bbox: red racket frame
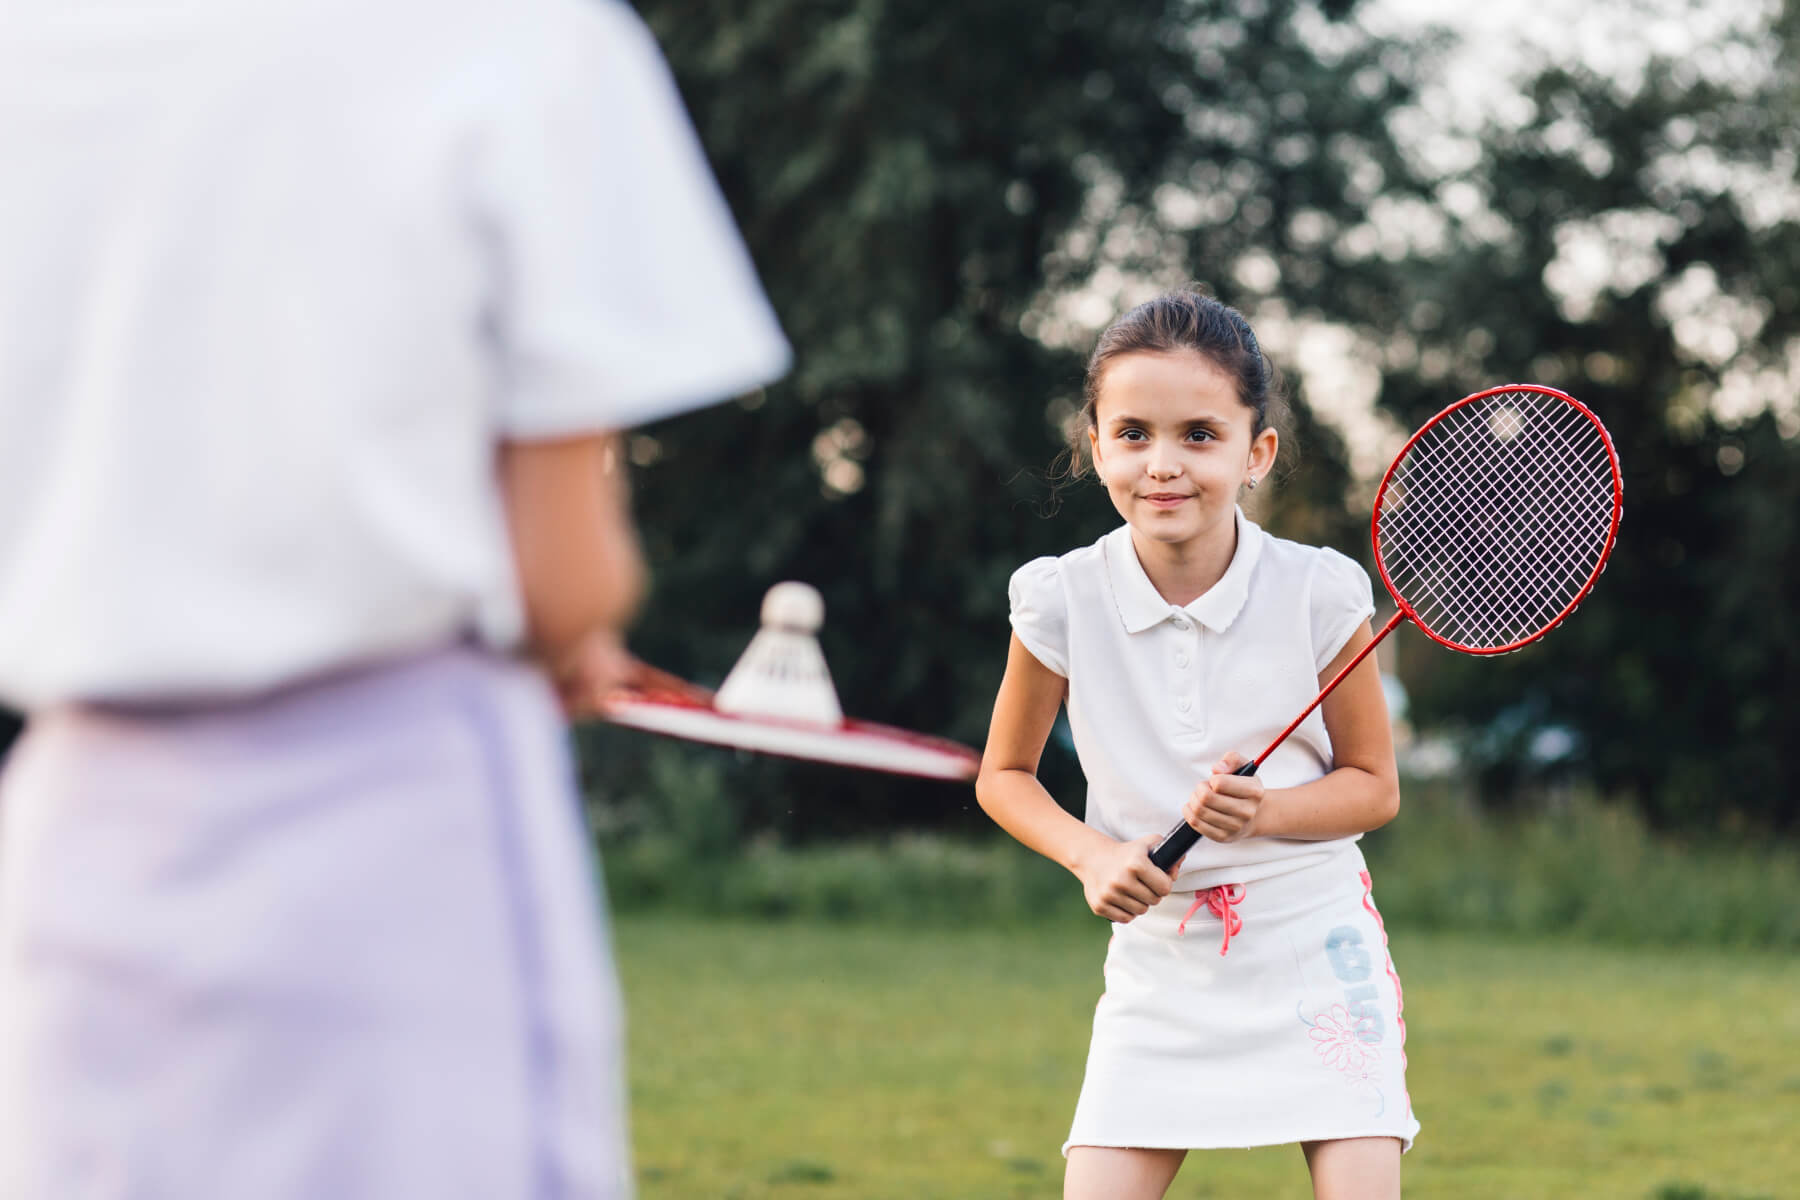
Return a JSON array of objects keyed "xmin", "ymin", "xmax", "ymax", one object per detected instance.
[
  {"xmin": 1371, "ymin": 384, "xmax": 1624, "ymax": 656},
  {"xmin": 1148, "ymin": 384, "xmax": 1623, "ymax": 872}
]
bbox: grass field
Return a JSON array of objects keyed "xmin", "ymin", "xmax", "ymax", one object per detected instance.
[{"xmin": 615, "ymin": 915, "xmax": 1800, "ymax": 1199}]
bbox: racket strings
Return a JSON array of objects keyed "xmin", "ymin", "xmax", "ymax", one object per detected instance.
[
  {"xmin": 1389, "ymin": 422, "xmax": 1609, "ymax": 644},
  {"xmin": 1388, "ymin": 399, "xmax": 1613, "ymax": 644},
  {"xmin": 1378, "ymin": 390, "xmax": 1616, "ymax": 650},
  {"xmin": 1395, "ymin": 425, "xmax": 1605, "ymax": 633}
]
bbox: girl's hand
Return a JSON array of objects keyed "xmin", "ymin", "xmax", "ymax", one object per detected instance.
[
  {"xmin": 1074, "ymin": 834, "xmax": 1177, "ymax": 923},
  {"xmin": 1183, "ymin": 752, "xmax": 1265, "ymax": 843}
]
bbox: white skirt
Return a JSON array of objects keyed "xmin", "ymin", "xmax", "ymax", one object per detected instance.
[
  {"xmin": 0, "ymin": 647, "xmax": 630, "ymax": 1199},
  {"xmin": 1066, "ymin": 846, "xmax": 1419, "ymax": 1154}
]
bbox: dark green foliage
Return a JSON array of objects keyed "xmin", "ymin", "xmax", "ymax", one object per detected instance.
[
  {"xmin": 607, "ymin": 0, "xmax": 1423, "ymax": 835},
  {"xmin": 1373, "ymin": 15, "xmax": 1800, "ymax": 829},
  {"xmin": 7, "ymin": 6, "xmax": 1796, "ymax": 845},
  {"xmin": 599, "ymin": 779, "xmax": 1800, "ymax": 948}
]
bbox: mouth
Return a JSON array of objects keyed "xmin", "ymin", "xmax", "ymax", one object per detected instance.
[{"xmin": 1141, "ymin": 492, "xmax": 1194, "ymax": 509}]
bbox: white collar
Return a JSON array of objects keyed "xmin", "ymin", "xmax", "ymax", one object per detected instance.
[{"xmin": 1104, "ymin": 506, "xmax": 1265, "ymax": 635}]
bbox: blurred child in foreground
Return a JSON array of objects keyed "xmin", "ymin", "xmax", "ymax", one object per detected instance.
[{"xmin": 0, "ymin": 1, "xmax": 786, "ymax": 1195}]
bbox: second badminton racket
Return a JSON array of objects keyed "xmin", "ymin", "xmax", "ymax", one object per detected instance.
[{"xmin": 1148, "ymin": 384, "xmax": 1623, "ymax": 872}]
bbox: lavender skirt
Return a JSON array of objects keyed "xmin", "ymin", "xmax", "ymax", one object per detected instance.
[{"xmin": 0, "ymin": 648, "xmax": 628, "ymax": 1199}]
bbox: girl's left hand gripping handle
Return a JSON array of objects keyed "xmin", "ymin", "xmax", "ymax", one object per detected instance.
[{"xmin": 1147, "ymin": 759, "xmax": 1260, "ymax": 872}]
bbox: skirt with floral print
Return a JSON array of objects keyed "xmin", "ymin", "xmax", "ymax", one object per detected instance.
[{"xmin": 1064, "ymin": 844, "xmax": 1419, "ymax": 1154}]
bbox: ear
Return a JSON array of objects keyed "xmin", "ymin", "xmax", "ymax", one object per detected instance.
[
  {"xmin": 1246, "ymin": 427, "xmax": 1278, "ymax": 485},
  {"xmin": 1087, "ymin": 425, "xmax": 1104, "ymax": 482}
]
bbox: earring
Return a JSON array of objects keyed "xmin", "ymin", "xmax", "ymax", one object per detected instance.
[{"xmin": 1246, "ymin": 476, "xmax": 1259, "ymax": 491}]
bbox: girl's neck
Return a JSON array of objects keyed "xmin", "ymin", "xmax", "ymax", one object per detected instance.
[{"xmin": 1129, "ymin": 516, "xmax": 1238, "ymax": 609}]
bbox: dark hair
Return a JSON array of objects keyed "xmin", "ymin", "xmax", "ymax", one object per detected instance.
[{"xmin": 1062, "ymin": 288, "xmax": 1287, "ymax": 478}]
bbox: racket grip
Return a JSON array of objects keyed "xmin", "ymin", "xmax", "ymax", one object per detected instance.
[{"xmin": 1148, "ymin": 759, "xmax": 1260, "ymax": 873}]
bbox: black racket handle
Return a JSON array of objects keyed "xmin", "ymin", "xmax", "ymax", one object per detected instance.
[{"xmin": 1148, "ymin": 759, "xmax": 1260, "ymax": 872}]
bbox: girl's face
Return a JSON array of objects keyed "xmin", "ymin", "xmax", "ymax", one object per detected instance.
[{"xmin": 1087, "ymin": 349, "xmax": 1278, "ymax": 554}]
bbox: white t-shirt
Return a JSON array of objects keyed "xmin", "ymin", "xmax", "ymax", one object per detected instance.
[
  {"xmin": 0, "ymin": 0, "xmax": 789, "ymax": 709},
  {"xmin": 1009, "ymin": 508, "xmax": 1376, "ymax": 889}
]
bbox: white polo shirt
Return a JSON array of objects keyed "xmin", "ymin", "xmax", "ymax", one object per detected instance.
[
  {"xmin": 0, "ymin": 0, "xmax": 789, "ymax": 709},
  {"xmin": 1009, "ymin": 509, "xmax": 1376, "ymax": 889}
]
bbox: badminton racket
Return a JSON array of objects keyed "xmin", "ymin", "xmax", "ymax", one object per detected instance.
[
  {"xmin": 602, "ymin": 665, "xmax": 980, "ymax": 780},
  {"xmin": 1149, "ymin": 384, "xmax": 1623, "ymax": 871},
  {"xmin": 600, "ymin": 583, "xmax": 981, "ymax": 781}
]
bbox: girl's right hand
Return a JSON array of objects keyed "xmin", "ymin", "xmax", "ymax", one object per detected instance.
[{"xmin": 1075, "ymin": 834, "xmax": 1178, "ymax": 924}]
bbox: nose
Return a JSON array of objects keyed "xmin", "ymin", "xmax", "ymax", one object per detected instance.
[{"xmin": 1147, "ymin": 448, "xmax": 1182, "ymax": 481}]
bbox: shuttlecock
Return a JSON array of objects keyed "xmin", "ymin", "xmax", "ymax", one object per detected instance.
[{"xmin": 714, "ymin": 582, "xmax": 844, "ymax": 725}]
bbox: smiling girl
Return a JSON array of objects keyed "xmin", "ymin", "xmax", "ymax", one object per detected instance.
[{"xmin": 976, "ymin": 291, "xmax": 1417, "ymax": 1200}]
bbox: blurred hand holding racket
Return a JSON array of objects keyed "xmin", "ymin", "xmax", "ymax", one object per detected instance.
[
  {"xmin": 592, "ymin": 582, "xmax": 980, "ymax": 781},
  {"xmin": 1151, "ymin": 384, "xmax": 1624, "ymax": 870}
]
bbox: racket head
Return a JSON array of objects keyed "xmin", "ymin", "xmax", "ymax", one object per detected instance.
[
  {"xmin": 600, "ymin": 672, "xmax": 980, "ymax": 782},
  {"xmin": 1371, "ymin": 384, "xmax": 1623, "ymax": 655}
]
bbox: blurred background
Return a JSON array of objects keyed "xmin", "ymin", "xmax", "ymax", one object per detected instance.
[
  {"xmin": 598, "ymin": 1, "xmax": 1800, "ymax": 1194},
  {"xmin": 581, "ymin": 0, "xmax": 1800, "ymax": 845},
  {"xmin": 5, "ymin": 0, "xmax": 1796, "ymax": 1195}
]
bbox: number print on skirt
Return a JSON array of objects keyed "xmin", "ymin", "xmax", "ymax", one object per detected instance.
[{"xmin": 1295, "ymin": 874, "xmax": 1410, "ymax": 1120}]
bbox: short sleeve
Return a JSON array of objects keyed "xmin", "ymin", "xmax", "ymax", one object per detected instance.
[
  {"xmin": 1008, "ymin": 558, "xmax": 1069, "ymax": 678},
  {"xmin": 1309, "ymin": 548, "xmax": 1377, "ymax": 672},
  {"xmin": 479, "ymin": 1, "xmax": 791, "ymax": 438}
]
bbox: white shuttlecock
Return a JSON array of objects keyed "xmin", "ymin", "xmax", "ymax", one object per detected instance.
[{"xmin": 714, "ymin": 581, "xmax": 844, "ymax": 726}]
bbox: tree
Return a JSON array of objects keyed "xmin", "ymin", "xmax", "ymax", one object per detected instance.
[
  {"xmin": 598, "ymin": 0, "xmax": 1434, "ymax": 838},
  {"xmin": 1369, "ymin": 3, "xmax": 1800, "ymax": 828}
]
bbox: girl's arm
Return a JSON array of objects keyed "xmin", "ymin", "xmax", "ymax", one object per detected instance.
[
  {"xmin": 1182, "ymin": 620, "xmax": 1401, "ymax": 841},
  {"xmin": 497, "ymin": 433, "xmax": 645, "ymax": 713},
  {"xmin": 977, "ymin": 634, "xmax": 1177, "ymax": 922}
]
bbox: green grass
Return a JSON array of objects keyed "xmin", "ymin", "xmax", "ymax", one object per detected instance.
[{"xmin": 615, "ymin": 916, "xmax": 1800, "ymax": 1200}]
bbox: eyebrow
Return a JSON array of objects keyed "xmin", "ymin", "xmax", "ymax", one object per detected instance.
[{"xmin": 1105, "ymin": 413, "xmax": 1231, "ymax": 431}]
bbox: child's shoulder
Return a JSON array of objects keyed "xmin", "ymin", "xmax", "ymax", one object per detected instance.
[
  {"xmin": 1254, "ymin": 526, "xmax": 1373, "ymax": 601},
  {"xmin": 1253, "ymin": 528, "xmax": 1378, "ymax": 668},
  {"xmin": 1007, "ymin": 531, "xmax": 1122, "ymax": 677},
  {"xmin": 1257, "ymin": 527, "xmax": 1363, "ymax": 573},
  {"xmin": 1009, "ymin": 527, "xmax": 1117, "ymax": 591},
  {"xmin": 1007, "ymin": 528, "xmax": 1123, "ymax": 623}
]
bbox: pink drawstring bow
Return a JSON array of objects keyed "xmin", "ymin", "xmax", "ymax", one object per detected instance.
[{"xmin": 1177, "ymin": 883, "xmax": 1246, "ymax": 956}]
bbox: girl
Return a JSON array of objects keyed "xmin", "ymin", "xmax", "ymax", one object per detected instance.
[
  {"xmin": 976, "ymin": 291, "xmax": 1416, "ymax": 1200},
  {"xmin": 0, "ymin": 1, "xmax": 786, "ymax": 1196}
]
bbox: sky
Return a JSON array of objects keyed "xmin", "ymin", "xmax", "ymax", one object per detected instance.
[{"xmin": 1364, "ymin": 0, "xmax": 1764, "ymax": 82}]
